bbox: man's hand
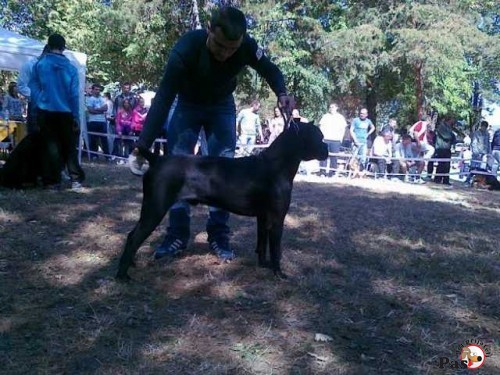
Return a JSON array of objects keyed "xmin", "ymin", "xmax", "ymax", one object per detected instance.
[
  {"xmin": 277, "ymin": 94, "xmax": 295, "ymax": 119},
  {"xmin": 128, "ymin": 147, "xmax": 148, "ymax": 176}
]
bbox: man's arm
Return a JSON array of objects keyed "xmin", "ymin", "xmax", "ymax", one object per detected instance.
[
  {"xmin": 367, "ymin": 121, "xmax": 375, "ymax": 137},
  {"xmin": 17, "ymin": 59, "xmax": 34, "ymax": 99},
  {"xmin": 136, "ymin": 51, "xmax": 185, "ymax": 149},
  {"xmin": 350, "ymin": 119, "xmax": 358, "ymax": 145},
  {"xmin": 69, "ymin": 69, "xmax": 80, "ymax": 122}
]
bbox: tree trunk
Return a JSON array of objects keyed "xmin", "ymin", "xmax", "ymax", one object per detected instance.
[
  {"xmin": 366, "ymin": 78, "xmax": 377, "ymax": 127},
  {"xmin": 191, "ymin": 0, "xmax": 201, "ymax": 30},
  {"xmin": 415, "ymin": 61, "xmax": 425, "ymax": 120}
]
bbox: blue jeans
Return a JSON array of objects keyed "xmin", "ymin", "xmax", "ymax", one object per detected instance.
[
  {"xmin": 353, "ymin": 142, "xmax": 368, "ymax": 169},
  {"xmin": 165, "ymin": 96, "xmax": 236, "ymax": 244}
]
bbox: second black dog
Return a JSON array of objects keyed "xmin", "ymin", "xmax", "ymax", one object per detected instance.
[{"xmin": 116, "ymin": 121, "xmax": 328, "ymax": 281}]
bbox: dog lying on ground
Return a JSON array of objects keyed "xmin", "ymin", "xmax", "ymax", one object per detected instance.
[
  {"xmin": 469, "ymin": 169, "xmax": 500, "ymax": 191},
  {"xmin": 0, "ymin": 133, "xmax": 43, "ymax": 189},
  {"xmin": 116, "ymin": 121, "xmax": 329, "ymax": 281},
  {"xmin": 347, "ymin": 156, "xmax": 365, "ymax": 179}
]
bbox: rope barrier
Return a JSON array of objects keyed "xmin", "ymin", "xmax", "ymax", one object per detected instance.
[{"xmin": 81, "ymin": 130, "xmax": 499, "ymax": 178}]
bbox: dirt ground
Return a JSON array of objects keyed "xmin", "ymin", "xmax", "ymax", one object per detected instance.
[{"xmin": 0, "ymin": 162, "xmax": 499, "ymax": 375}]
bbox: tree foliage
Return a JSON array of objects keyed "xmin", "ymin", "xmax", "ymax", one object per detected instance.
[{"xmin": 1, "ymin": 0, "xmax": 498, "ymax": 124}]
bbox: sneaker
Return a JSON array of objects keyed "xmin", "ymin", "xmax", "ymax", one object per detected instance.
[
  {"xmin": 416, "ymin": 178, "xmax": 426, "ymax": 184},
  {"xmin": 117, "ymin": 159, "xmax": 126, "ymax": 165},
  {"xmin": 128, "ymin": 150, "xmax": 148, "ymax": 176},
  {"xmin": 154, "ymin": 237, "xmax": 187, "ymax": 259},
  {"xmin": 71, "ymin": 181, "xmax": 84, "ymax": 192},
  {"xmin": 209, "ymin": 239, "xmax": 235, "ymax": 262},
  {"xmin": 61, "ymin": 170, "xmax": 71, "ymax": 181}
]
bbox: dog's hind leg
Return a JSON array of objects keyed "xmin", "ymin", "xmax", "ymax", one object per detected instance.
[
  {"xmin": 116, "ymin": 187, "xmax": 177, "ymax": 281},
  {"xmin": 256, "ymin": 215, "xmax": 269, "ymax": 268}
]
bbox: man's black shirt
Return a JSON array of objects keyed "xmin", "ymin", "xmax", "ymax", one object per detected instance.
[{"xmin": 138, "ymin": 29, "xmax": 286, "ymax": 148}]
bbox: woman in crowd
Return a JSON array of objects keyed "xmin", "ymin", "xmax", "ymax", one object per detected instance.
[
  {"xmin": 115, "ymin": 98, "xmax": 134, "ymax": 159},
  {"xmin": 267, "ymin": 106, "xmax": 285, "ymax": 144},
  {"xmin": 132, "ymin": 96, "xmax": 148, "ymax": 136},
  {"xmin": 3, "ymin": 82, "xmax": 25, "ymax": 121}
]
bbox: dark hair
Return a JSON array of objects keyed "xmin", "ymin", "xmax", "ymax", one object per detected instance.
[
  {"xmin": 402, "ymin": 134, "xmax": 412, "ymax": 142},
  {"xmin": 103, "ymin": 92, "xmax": 111, "ymax": 100},
  {"xmin": 210, "ymin": 6, "xmax": 247, "ymax": 41},
  {"xmin": 8, "ymin": 82, "xmax": 18, "ymax": 98},
  {"xmin": 480, "ymin": 120, "xmax": 489, "ymax": 127},
  {"xmin": 48, "ymin": 33, "xmax": 66, "ymax": 51},
  {"xmin": 91, "ymin": 83, "xmax": 103, "ymax": 90}
]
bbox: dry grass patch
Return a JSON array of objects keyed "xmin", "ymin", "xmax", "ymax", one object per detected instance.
[{"xmin": 0, "ymin": 161, "xmax": 499, "ymax": 374}]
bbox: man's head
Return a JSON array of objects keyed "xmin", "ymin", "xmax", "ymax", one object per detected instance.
[
  {"xmin": 359, "ymin": 108, "xmax": 368, "ymax": 120},
  {"xmin": 401, "ymin": 134, "xmax": 412, "ymax": 146},
  {"xmin": 122, "ymin": 82, "xmax": 131, "ymax": 94},
  {"xmin": 329, "ymin": 103, "xmax": 338, "ymax": 114},
  {"xmin": 207, "ymin": 6, "xmax": 246, "ymax": 62},
  {"xmin": 480, "ymin": 120, "xmax": 489, "ymax": 131},
  {"xmin": 47, "ymin": 33, "xmax": 66, "ymax": 52},
  {"xmin": 250, "ymin": 100, "xmax": 260, "ymax": 113},
  {"xmin": 381, "ymin": 129, "xmax": 393, "ymax": 142},
  {"xmin": 388, "ymin": 118, "xmax": 397, "ymax": 128},
  {"xmin": 91, "ymin": 83, "xmax": 103, "ymax": 97}
]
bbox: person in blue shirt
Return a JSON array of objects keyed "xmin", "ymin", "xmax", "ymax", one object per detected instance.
[
  {"xmin": 31, "ymin": 33, "xmax": 84, "ymax": 190},
  {"xmin": 129, "ymin": 6, "xmax": 294, "ymax": 262},
  {"xmin": 349, "ymin": 108, "xmax": 375, "ymax": 170}
]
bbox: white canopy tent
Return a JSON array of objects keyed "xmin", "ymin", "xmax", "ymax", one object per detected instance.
[{"xmin": 0, "ymin": 27, "xmax": 88, "ymax": 157}]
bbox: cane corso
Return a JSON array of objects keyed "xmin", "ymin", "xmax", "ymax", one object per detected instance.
[
  {"xmin": 116, "ymin": 121, "xmax": 328, "ymax": 281},
  {"xmin": 0, "ymin": 133, "xmax": 43, "ymax": 189}
]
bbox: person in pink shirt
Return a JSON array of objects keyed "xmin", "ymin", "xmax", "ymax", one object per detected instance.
[
  {"xmin": 115, "ymin": 98, "xmax": 134, "ymax": 157},
  {"xmin": 132, "ymin": 96, "xmax": 148, "ymax": 135}
]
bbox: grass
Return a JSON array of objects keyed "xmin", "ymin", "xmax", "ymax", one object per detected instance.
[{"xmin": 0, "ymin": 161, "xmax": 499, "ymax": 374}]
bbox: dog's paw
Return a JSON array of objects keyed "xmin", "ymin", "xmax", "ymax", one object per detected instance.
[
  {"xmin": 115, "ymin": 272, "xmax": 132, "ymax": 283},
  {"xmin": 273, "ymin": 270, "xmax": 288, "ymax": 280}
]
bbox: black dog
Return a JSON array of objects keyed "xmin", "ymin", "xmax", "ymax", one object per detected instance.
[
  {"xmin": 469, "ymin": 169, "xmax": 500, "ymax": 191},
  {"xmin": 0, "ymin": 133, "xmax": 43, "ymax": 189},
  {"xmin": 116, "ymin": 121, "xmax": 328, "ymax": 281}
]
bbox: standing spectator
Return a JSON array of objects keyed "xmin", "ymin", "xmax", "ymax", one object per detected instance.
[
  {"xmin": 115, "ymin": 98, "xmax": 134, "ymax": 159},
  {"xmin": 3, "ymin": 82, "xmax": 25, "ymax": 122},
  {"xmin": 30, "ymin": 33, "xmax": 84, "ymax": 190},
  {"xmin": 409, "ymin": 116, "xmax": 435, "ymax": 175},
  {"xmin": 349, "ymin": 108, "xmax": 375, "ymax": 170},
  {"xmin": 319, "ymin": 103, "xmax": 347, "ymax": 177},
  {"xmin": 433, "ymin": 117, "xmax": 456, "ymax": 185},
  {"xmin": 267, "ymin": 106, "xmax": 285, "ymax": 144},
  {"xmin": 103, "ymin": 92, "xmax": 115, "ymax": 156},
  {"xmin": 114, "ymin": 82, "xmax": 137, "ymax": 117},
  {"xmin": 491, "ymin": 128, "xmax": 500, "ymax": 176},
  {"xmin": 129, "ymin": 6, "xmax": 292, "ymax": 262},
  {"xmin": 132, "ymin": 96, "xmax": 148, "ymax": 136},
  {"xmin": 292, "ymin": 108, "xmax": 309, "ymax": 122},
  {"xmin": 471, "ymin": 120, "xmax": 491, "ymax": 162},
  {"xmin": 17, "ymin": 45, "xmax": 50, "ymax": 134},
  {"xmin": 86, "ymin": 83, "xmax": 109, "ymax": 159},
  {"xmin": 236, "ymin": 100, "xmax": 263, "ymax": 150}
]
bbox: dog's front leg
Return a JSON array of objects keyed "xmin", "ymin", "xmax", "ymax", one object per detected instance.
[
  {"xmin": 269, "ymin": 220, "xmax": 287, "ymax": 279},
  {"xmin": 256, "ymin": 215, "xmax": 269, "ymax": 267}
]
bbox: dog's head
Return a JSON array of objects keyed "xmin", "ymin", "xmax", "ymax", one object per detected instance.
[{"xmin": 293, "ymin": 121, "xmax": 329, "ymax": 161}]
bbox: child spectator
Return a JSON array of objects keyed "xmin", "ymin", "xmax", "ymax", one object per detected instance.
[
  {"xmin": 459, "ymin": 145, "xmax": 472, "ymax": 179},
  {"xmin": 132, "ymin": 96, "xmax": 148, "ymax": 136},
  {"xmin": 115, "ymin": 98, "xmax": 134, "ymax": 159}
]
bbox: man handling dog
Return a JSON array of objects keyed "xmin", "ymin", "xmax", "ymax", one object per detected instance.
[{"xmin": 129, "ymin": 6, "xmax": 294, "ymax": 262}]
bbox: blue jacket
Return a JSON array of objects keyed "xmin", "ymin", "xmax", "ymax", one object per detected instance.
[{"xmin": 31, "ymin": 52, "xmax": 79, "ymax": 120}]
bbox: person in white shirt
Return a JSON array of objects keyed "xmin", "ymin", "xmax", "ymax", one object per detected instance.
[
  {"xmin": 85, "ymin": 83, "xmax": 109, "ymax": 158},
  {"xmin": 371, "ymin": 129, "xmax": 393, "ymax": 178},
  {"xmin": 318, "ymin": 103, "xmax": 347, "ymax": 176},
  {"xmin": 236, "ymin": 100, "xmax": 262, "ymax": 155}
]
